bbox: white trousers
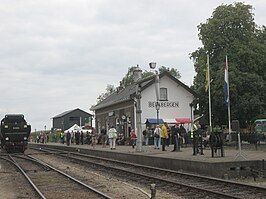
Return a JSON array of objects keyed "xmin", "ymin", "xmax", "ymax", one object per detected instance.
[{"xmin": 109, "ymin": 138, "xmax": 116, "ymax": 149}]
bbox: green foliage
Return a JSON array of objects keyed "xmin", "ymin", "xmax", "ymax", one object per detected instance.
[
  {"xmin": 191, "ymin": 2, "xmax": 266, "ymax": 128},
  {"xmin": 159, "ymin": 66, "xmax": 181, "ymax": 79},
  {"xmin": 121, "ymin": 66, "xmax": 181, "ymax": 87},
  {"xmin": 30, "ymin": 131, "xmax": 60, "ymax": 143},
  {"xmin": 96, "ymin": 84, "xmax": 116, "ymax": 103},
  {"xmin": 121, "ymin": 66, "xmax": 135, "ymax": 87}
]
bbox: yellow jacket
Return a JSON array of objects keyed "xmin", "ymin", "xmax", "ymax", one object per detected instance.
[{"xmin": 161, "ymin": 124, "xmax": 169, "ymax": 139}]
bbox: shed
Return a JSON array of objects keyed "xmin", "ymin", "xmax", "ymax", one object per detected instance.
[{"xmin": 52, "ymin": 108, "xmax": 93, "ymax": 131}]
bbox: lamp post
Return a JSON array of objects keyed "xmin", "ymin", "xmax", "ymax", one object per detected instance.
[
  {"xmin": 189, "ymin": 102, "xmax": 193, "ymax": 130},
  {"xmin": 133, "ymin": 65, "xmax": 143, "ymax": 152},
  {"xmin": 149, "ymin": 62, "xmax": 160, "ymax": 125},
  {"xmin": 155, "ymin": 102, "xmax": 160, "ymax": 125},
  {"xmin": 44, "ymin": 125, "xmax": 46, "ymax": 133}
]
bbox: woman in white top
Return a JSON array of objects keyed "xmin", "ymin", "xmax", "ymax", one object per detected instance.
[
  {"xmin": 108, "ymin": 126, "xmax": 117, "ymax": 150},
  {"xmin": 154, "ymin": 125, "xmax": 161, "ymax": 149}
]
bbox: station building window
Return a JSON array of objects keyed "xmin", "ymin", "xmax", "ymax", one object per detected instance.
[{"xmin": 160, "ymin": 88, "xmax": 168, "ymax": 101}]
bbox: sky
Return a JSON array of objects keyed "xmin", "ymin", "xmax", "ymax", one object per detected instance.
[{"xmin": 0, "ymin": 0, "xmax": 265, "ymax": 131}]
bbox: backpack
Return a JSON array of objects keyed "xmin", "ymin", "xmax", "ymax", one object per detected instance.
[
  {"xmin": 154, "ymin": 128, "xmax": 160, "ymax": 138},
  {"xmin": 142, "ymin": 130, "xmax": 147, "ymax": 136}
]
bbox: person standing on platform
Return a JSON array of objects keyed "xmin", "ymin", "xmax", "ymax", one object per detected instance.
[
  {"xmin": 130, "ymin": 129, "xmax": 137, "ymax": 148},
  {"xmin": 117, "ymin": 133, "xmax": 125, "ymax": 145},
  {"xmin": 171, "ymin": 124, "xmax": 181, "ymax": 152},
  {"xmin": 86, "ymin": 131, "xmax": 91, "ymax": 145},
  {"xmin": 71, "ymin": 131, "xmax": 74, "ymax": 145},
  {"xmin": 75, "ymin": 131, "xmax": 80, "ymax": 145},
  {"xmin": 66, "ymin": 131, "xmax": 71, "ymax": 146},
  {"xmin": 60, "ymin": 132, "xmax": 64, "ymax": 144},
  {"xmin": 46, "ymin": 134, "xmax": 49, "ymax": 143},
  {"xmin": 166, "ymin": 125, "xmax": 171, "ymax": 147},
  {"xmin": 161, "ymin": 122, "xmax": 169, "ymax": 151},
  {"xmin": 191, "ymin": 120, "xmax": 201, "ymax": 155},
  {"xmin": 101, "ymin": 128, "xmax": 107, "ymax": 148},
  {"xmin": 180, "ymin": 124, "xmax": 187, "ymax": 146},
  {"xmin": 153, "ymin": 125, "xmax": 161, "ymax": 149},
  {"xmin": 91, "ymin": 128, "xmax": 98, "ymax": 149},
  {"xmin": 143, "ymin": 127, "xmax": 150, "ymax": 146},
  {"xmin": 80, "ymin": 131, "xmax": 84, "ymax": 145},
  {"xmin": 108, "ymin": 126, "xmax": 117, "ymax": 150}
]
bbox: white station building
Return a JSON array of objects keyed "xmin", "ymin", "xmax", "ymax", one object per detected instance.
[{"xmin": 91, "ymin": 70, "xmax": 196, "ymax": 138}]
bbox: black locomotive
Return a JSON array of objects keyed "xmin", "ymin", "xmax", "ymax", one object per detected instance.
[{"xmin": 0, "ymin": 114, "xmax": 31, "ymax": 153}]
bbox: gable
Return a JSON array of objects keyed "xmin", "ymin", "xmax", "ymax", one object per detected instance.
[{"xmin": 141, "ymin": 71, "xmax": 196, "ymax": 96}]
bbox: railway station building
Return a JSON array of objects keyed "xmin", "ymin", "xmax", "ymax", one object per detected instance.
[
  {"xmin": 91, "ymin": 71, "xmax": 196, "ymax": 138},
  {"xmin": 52, "ymin": 108, "xmax": 93, "ymax": 131}
]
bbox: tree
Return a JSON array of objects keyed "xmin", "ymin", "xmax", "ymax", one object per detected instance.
[
  {"xmin": 159, "ymin": 66, "xmax": 181, "ymax": 79},
  {"xmin": 190, "ymin": 2, "xmax": 266, "ymax": 128},
  {"xmin": 96, "ymin": 84, "xmax": 115, "ymax": 103},
  {"xmin": 121, "ymin": 66, "xmax": 181, "ymax": 87}
]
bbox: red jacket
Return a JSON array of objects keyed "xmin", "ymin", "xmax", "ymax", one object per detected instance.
[{"xmin": 130, "ymin": 131, "xmax": 136, "ymax": 140}]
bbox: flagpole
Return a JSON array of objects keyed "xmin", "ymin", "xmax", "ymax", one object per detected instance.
[
  {"xmin": 226, "ymin": 55, "xmax": 232, "ymax": 141},
  {"xmin": 207, "ymin": 54, "xmax": 212, "ymax": 131}
]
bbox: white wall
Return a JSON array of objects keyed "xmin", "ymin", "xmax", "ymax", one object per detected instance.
[{"xmin": 140, "ymin": 75, "xmax": 193, "ymax": 128}]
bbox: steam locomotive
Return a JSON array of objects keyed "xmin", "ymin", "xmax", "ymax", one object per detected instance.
[{"xmin": 0, "ymin": 114, "xmax": 31, "ymax": 153}]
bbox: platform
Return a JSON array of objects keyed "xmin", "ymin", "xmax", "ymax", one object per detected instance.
[{"xmin": 29, "ymin": 142, "xmax": 266, "ymax": 179}]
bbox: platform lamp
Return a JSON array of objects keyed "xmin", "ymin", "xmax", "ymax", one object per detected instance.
[
  {"xmin": 133, "ymin": 65, "xmax": 143, "ymax": 152},
  {"xmin": 155, "ymin": 102, "xmax": 160, "ymax": 125}
]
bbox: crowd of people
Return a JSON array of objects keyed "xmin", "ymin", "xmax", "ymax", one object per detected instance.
[
  {"xmin": 127, "ymin": 122, "xmax": 189, "ymax": 151},
  {"xmin": 140, "ymin": 122, "xmax": 188, "ymax": 151},
  {"xmin": 33, "ymin": 122, "xmax": 192, "ymax": 152},
  {"xmin": 57, "ymin": 126, "xmax": 121, "ymax": 150},
  {"xmin": 34, "ymin": 132, "xmax": 49, "ymax": 144}
]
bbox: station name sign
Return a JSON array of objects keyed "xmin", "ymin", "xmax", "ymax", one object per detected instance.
[{"xmin": 148, "ymin": 101, "xmax": 179, "ymax": 108}]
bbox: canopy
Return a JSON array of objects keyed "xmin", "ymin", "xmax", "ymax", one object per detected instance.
[
  {"xmin": 64, "ymin": 124, "xmax": 82, "ymax": 133},
  {"xmin": 145, "ymin": 118, "xmax": 164, "ymax": 124},
  {"xmin": 163, "ymin": 119, "xmax": 177, "ymax": 124},
  {"xmin": 175, "ymin": 118, "xmax": 192, "ymax": 124}
]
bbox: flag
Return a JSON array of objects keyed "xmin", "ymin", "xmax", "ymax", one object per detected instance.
[
  {"xmin": 205, "ymin": 62, "xmax": 209, "ymax": 92},
  {"xmin": 206, "ymin": 54, "xmax": 212, "ymax": 130},
  {"xmin": 224, "ymin": 57, "xmax": 229, "ymax": 105}
]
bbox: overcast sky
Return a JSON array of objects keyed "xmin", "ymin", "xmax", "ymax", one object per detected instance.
[{"xmin": 0, "ymin": 0, "xmax": 265, "ymax": 131}]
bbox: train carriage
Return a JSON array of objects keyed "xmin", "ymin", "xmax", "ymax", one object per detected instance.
[
  {"xmin": 0, "ymin": 114, "xmax": 31, "ymax": 153},
  {"xmin": 255, "ymin": 119, "xmax": 266, "ymax": 135}
]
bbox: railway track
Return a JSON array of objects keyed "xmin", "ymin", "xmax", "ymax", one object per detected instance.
[
  {"xmin": 0, "ymin": 153, "xmax": 113, "ymax": 199},
  {"xmin": 30, "ymin": 145, "xmax": 266, "ymax": 199}
]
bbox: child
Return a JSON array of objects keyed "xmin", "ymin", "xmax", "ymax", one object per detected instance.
[{"xmin": 130, "ymin": 129, "xmax": 137, "ymax": 148}]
